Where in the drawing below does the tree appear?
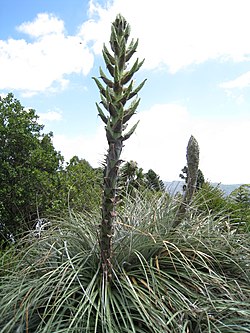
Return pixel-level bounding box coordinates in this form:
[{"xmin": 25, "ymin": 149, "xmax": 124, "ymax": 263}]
[
  {"xmin": 228, "ymin": 184, "xmax": 250, "ymax": 231},
  {"xmin": 119, "ymin": 161, "xmax": 165, "ymax": 197},
  {"xmin": 192, "ymin": 182, "xmax": 241, "ymax": 233},
  {"xmin": 230, "ymin": 184, "xmax": 250, "ymax": 205},
  {"xmin": 0, "ymin": 93, "xmax": 63, "ymax": 242},
  {"xmin": 119, "ymin": 160, "xmax": 145, "ymax": 194},
  {"xmin": 93, "ymin": 14, "xmax": 146, "ymax": 280},
  {"xmin": 145, "ymin": 168, "xmax": 165, "ymax": 192},
  {"xmin": 194, "ymin": 181, "xmax": 228, "ymax": 214},
  {"xmin": 55, "ymin": 156, "xmax": 102, "ymax": 214}
]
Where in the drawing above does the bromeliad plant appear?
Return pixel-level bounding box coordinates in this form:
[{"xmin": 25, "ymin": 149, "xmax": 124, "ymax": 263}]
[
  {"xmin": 93, "ymin": 14, "xmax": 146, "ymax": 281},
  {"xmin": 0, "ymin": 14, "xmax": 250, "ymax": 333}
]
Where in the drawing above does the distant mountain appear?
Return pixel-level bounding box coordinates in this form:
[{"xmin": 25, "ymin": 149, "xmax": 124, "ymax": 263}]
[
  {"xmin": 215, "ymin": 183, "xmax": 243, "ymax": 196},
  {"xmin": 164, "ymin": 181, "xmax": 242, "ymax": 196}
]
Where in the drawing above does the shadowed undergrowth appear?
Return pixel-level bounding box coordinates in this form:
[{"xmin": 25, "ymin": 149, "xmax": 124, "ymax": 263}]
[{"xmin": 0, "ymin": 192, "xmax": 249, "ymax": 333}]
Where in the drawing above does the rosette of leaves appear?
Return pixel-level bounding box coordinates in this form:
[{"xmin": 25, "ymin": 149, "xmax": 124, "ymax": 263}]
[{"xmin": 93, "ymin": 14, "xmax": 146, "ymax": 280}]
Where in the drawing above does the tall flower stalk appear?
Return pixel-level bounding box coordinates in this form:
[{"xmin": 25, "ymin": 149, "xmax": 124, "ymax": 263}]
[
  {"xmin": 183, "ymin": 135, "xmax": 200, "ymax": 203},
  {"xmin": 173, "ymin": 135, "xmax": 200, "ymax": 227},
  {"xmin": 93, "ymin": 14, "xmax": 146, "ymax": 281}
]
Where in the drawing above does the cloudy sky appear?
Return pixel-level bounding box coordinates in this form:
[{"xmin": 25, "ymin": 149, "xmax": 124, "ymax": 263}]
[{"xmin": 1, "ymin": 0, "xmax": 250, "ymax": 184}]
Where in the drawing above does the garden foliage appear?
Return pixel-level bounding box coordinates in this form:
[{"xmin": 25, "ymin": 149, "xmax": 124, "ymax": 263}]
[{"xmin": 0, "ymin": 14, "xmax": 249, "ymax": 333}]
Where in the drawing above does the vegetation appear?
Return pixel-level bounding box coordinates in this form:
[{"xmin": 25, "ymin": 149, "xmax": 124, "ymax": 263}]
[
  {"xmin": 190, "ymin": 182, "xmax": 250, "ymax": 233},
  {"xmin": 0, "ymin": 94, "xmax": 103, "ymax": 243},
  {"xmin": 0, "ymin": 195, "xmax": 249, "ymax": 332},
  {"xmin": 179, "ymin": 167, "xmax": 205, "ymax": 191},
  {"xmin": 174, "ymin": 135, "xmax": 200, "ymax": 227},
  {"xmin": 120, "ymin": 160, "xmax": 165, "ymax": 195},
  {"xmin": 145, "ymin": 168, "xmax": 165, "ymax": 192},
  {"xmin": 228, "ymin": 184, "xmax": 250, "ymax": 231},
  {"xmin": 0, "ymin": 14, "xmax": 250, "ymax": 333},
  {"xmin": 55, "ymin": 156, "xmax": 102, "ymax": 215},
  {"xmin": 93, "ymin": 14, "xmax": 146, "ymax": 280},
  {"xmin": 0, "ymin": 93, "xmax": 63, "ymax": 242}
]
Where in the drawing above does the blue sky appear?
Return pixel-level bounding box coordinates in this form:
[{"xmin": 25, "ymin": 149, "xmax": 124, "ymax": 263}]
[{"xmin": 1, "ymin": 0, "xmax": 250, "ymax": 184}]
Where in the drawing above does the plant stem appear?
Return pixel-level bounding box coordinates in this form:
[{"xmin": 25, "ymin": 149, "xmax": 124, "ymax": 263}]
[{"xmin": 93, "ymin": 14, "xmax": 146, "ymax": 281}]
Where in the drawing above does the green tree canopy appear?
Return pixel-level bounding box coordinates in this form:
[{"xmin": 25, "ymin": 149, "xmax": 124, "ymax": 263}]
[
  {"xmin": 193, "ymin": 182, "xmax": 228, "ymax": 215},
  {"xmin": 229, "ymin": 184, "xmax": 250, "ymax": 205},
  {"xmin": 55, "ymin": 156, "xmax": 102, "ymax": 214},
  {"xmin": 0, "ymin": 93, "xmax": 63, "ymax": 242},
  {"xmin": 119, "ymin": 160, "xmax": 165, "ymax": 195},
  {"xmin": 145, "ymin": 168, "xmax": 165, "ymax": 192},
  {"xmin": 228, "ymin": 184, "xmax": 250, "ymax": 231},
  {"xmin": 119, "ymin": 160, "xmax": 145, "ymax": 194}
]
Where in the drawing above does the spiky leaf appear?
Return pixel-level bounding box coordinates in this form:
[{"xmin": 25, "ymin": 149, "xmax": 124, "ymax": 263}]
[
  {"xmin": 96, "ymin": 103, "xmax": 108, "ymax": 124},
  {"xmin": 100, "ymin": 67, "xmax": 113, "ymax": 88},
  {"xmin": 92, "ymin": 77, "xmax": 106, "ymax": 97},
  {"xmin": 126, "ymin": 39, "xmax": 139, "ymax": 62},
  {"xmin": 123, "ymin": 121, "xmax": 139, "ymax": 141},
  {"xmin": 103, "ymin": 45, "xmax": 115, "ymax": 65},
  {"xmin": 123, "ymin": 99, "xmax": 140, "ymax": 123},
  {"xmin": 128, "ymin": 79, "xmax": 147, "ymax": 101}
]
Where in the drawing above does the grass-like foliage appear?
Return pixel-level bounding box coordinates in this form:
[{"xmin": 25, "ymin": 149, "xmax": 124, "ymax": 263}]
[{"xmin": 0, "ymin": 193, "xmax": 249, "ymax": 332}]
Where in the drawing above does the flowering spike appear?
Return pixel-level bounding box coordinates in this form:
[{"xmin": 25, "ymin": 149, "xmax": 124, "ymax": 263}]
[{"xmin": 93, "ymin": 14, "xmax": 146, "ymax": 281}]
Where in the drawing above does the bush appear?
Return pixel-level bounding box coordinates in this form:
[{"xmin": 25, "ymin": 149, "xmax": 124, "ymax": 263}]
[
  {"xmin": 0, "ymin": 193, "xmax": 249, "ymax": 332},
  {"xmin": 0, "ymin": 243, "xmax": 18, "ymax": 276}
]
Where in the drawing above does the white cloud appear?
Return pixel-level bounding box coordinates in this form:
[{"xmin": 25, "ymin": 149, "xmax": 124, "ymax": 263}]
[
  {"xmin": 0, "ymin": 13, "xmax": 94, "ymax": 96},
  {"xmin": 124, "ymin": 104, "xmax": 190, "ymax": 179},
  {"xmin": 220, "ymin": 89, "xmax": 245, "ymax": 105},
  {"xmin": 220, "ymin": 71, "xmax": 250, "ymax": 89},
  {"xmin": 53, "ymin": 102, "xmax": 250, "ymax": 184},
  {"xmin": 192, "ymin": 117, "xmax": 250, "ymax": 184},
  {"xmin": 38, "ymin": 110, "xmax": 63, "ymax": 122},
  {"xmin": 131, "ymin": 105, "xmax": 250, "ymax": 184},
  {"xmin": 53, "ymin": 126, "xmax": 107, "ymax": 166},
  {"xmin": 3, "ymin": 1, "xmax": 250, "ymax": 96},
  {"xmin": 80, "ymin": 0, "xmax": 250, "ymax": 72},
  {"xmin": 17, "ymin": 13, "xmax": 65, "ymax": 38}
]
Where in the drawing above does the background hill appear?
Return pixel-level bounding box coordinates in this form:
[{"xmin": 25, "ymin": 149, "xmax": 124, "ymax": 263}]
[{"xmin": 165, "ymin": 181, "xmax": 242, "ymax": 196}]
